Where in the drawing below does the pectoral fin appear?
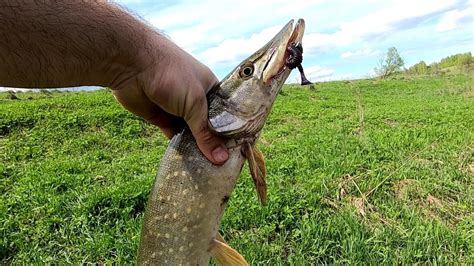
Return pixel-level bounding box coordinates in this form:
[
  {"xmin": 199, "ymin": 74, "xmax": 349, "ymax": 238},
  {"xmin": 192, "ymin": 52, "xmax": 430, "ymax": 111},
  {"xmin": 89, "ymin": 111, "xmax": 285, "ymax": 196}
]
[
  {"xmin": 242, "ymin": 142, "xmax": 267, "ymax": 205},
  {"xmin": 252, "ymin": 146, "xmax": 266, "ymax": 179},
  {"xmin": 210, "ymin": 239, "xmax": 248, "ymax": 266}
]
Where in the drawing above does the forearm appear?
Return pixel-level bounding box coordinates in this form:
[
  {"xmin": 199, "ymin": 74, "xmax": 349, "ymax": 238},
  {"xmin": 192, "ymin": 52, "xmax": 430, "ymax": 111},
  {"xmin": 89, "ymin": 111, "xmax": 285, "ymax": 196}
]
[{"xmin": 0, "ymin": 1, "xmax": 162, "ymax": 88}]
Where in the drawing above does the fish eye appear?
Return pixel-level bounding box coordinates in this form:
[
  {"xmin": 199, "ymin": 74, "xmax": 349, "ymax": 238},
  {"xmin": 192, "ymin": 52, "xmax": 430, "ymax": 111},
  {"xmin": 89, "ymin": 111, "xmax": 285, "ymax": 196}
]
[{"xmin": 239, "ymin": 64, "xmax": 254, "ymax": 79}]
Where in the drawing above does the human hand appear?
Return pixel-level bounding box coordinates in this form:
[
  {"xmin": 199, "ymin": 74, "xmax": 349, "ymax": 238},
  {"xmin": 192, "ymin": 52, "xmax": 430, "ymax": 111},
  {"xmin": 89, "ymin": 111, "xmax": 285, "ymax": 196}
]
[
  {"xmin": 0, "ymin": 1, "xmax": 228, "ymax": 165},
  {"xmin": 111, "ymin": 36, "xmax": 229, "ymax": 165}
]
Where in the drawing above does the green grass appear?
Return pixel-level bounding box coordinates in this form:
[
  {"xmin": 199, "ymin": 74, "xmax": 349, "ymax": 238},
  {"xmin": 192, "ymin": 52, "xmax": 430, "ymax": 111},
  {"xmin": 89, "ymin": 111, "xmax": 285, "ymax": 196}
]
[{"xmin": 1, "ymin": 74, "xmax": 473, "ymax": 264}]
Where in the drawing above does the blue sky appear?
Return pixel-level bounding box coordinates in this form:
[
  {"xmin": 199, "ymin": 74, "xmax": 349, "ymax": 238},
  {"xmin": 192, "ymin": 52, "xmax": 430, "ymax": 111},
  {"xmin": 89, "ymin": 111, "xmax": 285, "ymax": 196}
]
[
  {"xmin": 119, "ymin": 0, "xmax": 473, "ymax": 83},
  {"xmin": 1, "ymin": 0, "xmax": 472, "ymax": 92}
]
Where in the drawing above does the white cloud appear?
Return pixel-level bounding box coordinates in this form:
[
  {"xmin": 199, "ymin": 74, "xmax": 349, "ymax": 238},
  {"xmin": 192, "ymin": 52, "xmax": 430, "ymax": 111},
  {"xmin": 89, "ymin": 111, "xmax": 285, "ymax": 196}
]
[
  {"xmin": 303, "ymin": 32, "xmax": 346, "ymax": 50},
  {"xmin": 147, "ymin": 0, "xmax": 321, "ymax": 32},
  {"xmin": 340, "ymin": 2, "xmax": 457, "ymax": 36},
  {"xmin": 327, "ymin": 73, "xmax": 357, "ymax": 81},
  {"xmin": 303, "ymin": 65, "xmax": 335, "ymax": 80},
  {"xmin": 166, "ymin": 0, "xmax": 459, "ymax": 66},
  {"xmin": 167, "ymin": 23, "xmax": 220, "ymax": 53},
  {"xmin": 341, "ymin": 48, "xmax": 381, "ymax": 59},
  {"xmin": 144, "ymin": 0, "xmax": 324, "ymax": 54},
  {"xmin": 196, "ymin": 25, "xmax": 283, "ymax": 66},
  {"xmin": 436, "ymin": 6, "xmax": 473, "ymax": 32},
  {"xmin": 303, "ymin": 0, "xmax": 463, "ymax": 54},
  {"xmin": 147, "ymin": 2, "xmax": 207, "ymax": 30}
]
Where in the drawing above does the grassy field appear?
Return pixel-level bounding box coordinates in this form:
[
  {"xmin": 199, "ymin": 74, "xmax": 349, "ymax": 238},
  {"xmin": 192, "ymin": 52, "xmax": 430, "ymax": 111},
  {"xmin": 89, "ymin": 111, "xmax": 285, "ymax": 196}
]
[{"xmin": 1, "ymin": 74, "xmax": 473, "ymax": 264}]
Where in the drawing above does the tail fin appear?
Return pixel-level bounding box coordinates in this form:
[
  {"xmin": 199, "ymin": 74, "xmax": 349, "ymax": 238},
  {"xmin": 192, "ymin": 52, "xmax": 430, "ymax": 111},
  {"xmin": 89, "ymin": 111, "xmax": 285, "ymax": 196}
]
[{"xmin": 210, "ymin": 239, "xmax": 249, "ymax": 266}]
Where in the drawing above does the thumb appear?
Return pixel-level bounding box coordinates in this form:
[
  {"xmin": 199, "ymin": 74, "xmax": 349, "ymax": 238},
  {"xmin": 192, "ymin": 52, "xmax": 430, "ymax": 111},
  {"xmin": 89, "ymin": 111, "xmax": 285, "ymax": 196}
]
[{"xmin": 185, "ymin": 93, "xmax": 229, "ymax": 165}]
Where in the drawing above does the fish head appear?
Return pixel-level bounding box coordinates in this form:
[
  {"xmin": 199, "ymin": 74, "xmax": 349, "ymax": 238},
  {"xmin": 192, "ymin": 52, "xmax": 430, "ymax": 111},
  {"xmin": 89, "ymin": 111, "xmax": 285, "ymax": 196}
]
[{"xmin": 208, "ymin": 19, "xmax": 306, "ymax": 138}]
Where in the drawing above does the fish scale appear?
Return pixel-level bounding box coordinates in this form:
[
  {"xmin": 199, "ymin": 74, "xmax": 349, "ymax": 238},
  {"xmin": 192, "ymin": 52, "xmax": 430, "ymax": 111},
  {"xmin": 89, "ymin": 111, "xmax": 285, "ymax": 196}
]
[{"xmin": 138, "ymin": 128, "xmax": 245, "ymax": 265}]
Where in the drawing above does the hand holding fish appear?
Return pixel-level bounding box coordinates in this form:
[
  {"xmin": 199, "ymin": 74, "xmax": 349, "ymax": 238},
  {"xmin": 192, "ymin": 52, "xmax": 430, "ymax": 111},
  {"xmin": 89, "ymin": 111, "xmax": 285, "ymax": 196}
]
[
  {"xmin": 0, "ymin": 1, "xmax": 229, "ymax": 165},
  {"xmin": 111, "ymin": 38, "xmax": 230, "ymax": 165}
]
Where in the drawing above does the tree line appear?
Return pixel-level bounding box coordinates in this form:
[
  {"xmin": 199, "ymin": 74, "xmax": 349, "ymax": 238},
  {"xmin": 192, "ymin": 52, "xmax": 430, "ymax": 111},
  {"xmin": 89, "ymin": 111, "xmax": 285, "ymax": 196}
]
[
  {"xmin": 405, "ymin": 52, "xmax": 473, "ymax": 76},
  {"xmin": 374, "ymin": 48, "xmax": 473, "ymax": 79}
]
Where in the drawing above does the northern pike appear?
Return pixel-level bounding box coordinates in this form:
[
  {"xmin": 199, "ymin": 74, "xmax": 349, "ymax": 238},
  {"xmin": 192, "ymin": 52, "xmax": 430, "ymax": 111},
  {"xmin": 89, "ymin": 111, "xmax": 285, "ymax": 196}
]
[{"xmin": 138, "ymin": 18, "xmax": 309, "ymax": 265}]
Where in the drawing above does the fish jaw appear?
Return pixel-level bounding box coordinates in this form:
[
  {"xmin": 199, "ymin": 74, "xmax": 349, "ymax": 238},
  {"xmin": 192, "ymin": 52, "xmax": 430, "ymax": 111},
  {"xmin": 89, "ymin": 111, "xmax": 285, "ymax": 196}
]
[
  {"xmin": 208, "ymin": 19, "xmax": 306, "ymax": 138},
  {"xmin": 261, "ymin": 18, "xmax": 306, "ymax": 84}
]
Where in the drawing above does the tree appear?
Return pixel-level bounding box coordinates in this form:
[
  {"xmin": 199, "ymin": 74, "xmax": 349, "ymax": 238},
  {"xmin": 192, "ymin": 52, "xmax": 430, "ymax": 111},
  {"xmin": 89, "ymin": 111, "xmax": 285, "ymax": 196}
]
[
  {"xmin": 408, "ymin": 61, "xmax": 429, "ymax": 75},
  {"xmin": 439, "ymin": 52, "xmax": 473, "ymax": 68},
  {"xmin": 404, "ymin": 51, "xmax": 473, "ymax": 76},
  {"xmin": 430, "ymin": 62, "xmax": 440, "ymax": 75},
  {"xmin": 457, "ymin": 52, "xmax": 473, "ymax": 66},
  {"xmin": 374, "ymin": 47, "xmax": 405, "ymax": 79}
]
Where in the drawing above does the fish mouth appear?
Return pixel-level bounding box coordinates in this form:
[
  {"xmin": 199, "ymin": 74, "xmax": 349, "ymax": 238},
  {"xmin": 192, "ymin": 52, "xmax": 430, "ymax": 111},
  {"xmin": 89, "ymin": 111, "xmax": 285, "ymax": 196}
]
[
  {"xmin": 261, "ymin": 19, "xmax": 306, "ymax": 83},
  {"xmin": 207, "ymin": 19, "xmax": 306, "ymax": 138}
]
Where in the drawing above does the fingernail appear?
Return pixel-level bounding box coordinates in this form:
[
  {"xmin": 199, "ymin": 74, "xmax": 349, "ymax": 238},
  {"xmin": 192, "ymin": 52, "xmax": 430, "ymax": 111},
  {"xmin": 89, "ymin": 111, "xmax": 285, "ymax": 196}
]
[{"xmin": 212, "ymin": 145, "xmax": 229, "ymax": 163}]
